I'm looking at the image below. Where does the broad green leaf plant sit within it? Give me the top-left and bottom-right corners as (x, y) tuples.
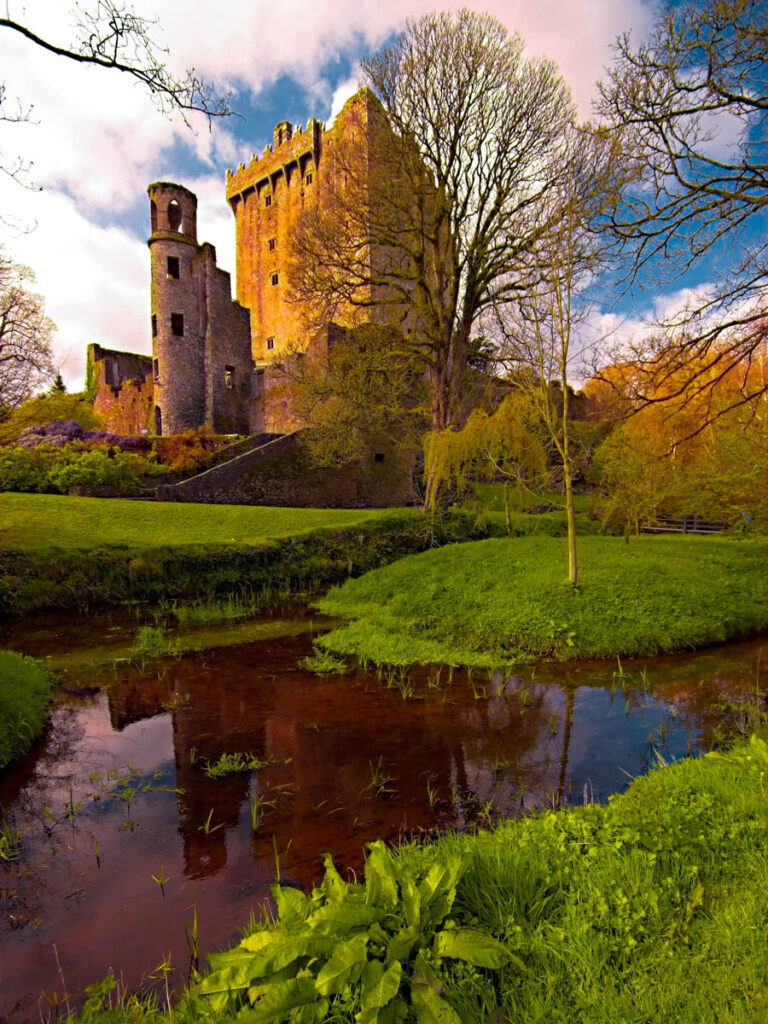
(192, 840), (520, 1022)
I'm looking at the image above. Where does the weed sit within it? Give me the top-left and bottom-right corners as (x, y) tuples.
(299, 647), (349, 675)
(0, 809), (23, 861)
(202, 751), (268, 779)
(366, 756), (395, 797)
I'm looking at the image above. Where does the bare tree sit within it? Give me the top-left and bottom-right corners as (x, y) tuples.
(0, 256), (56, 409)
(598, 0), (768, 410)
(289, 10), (576, 440)
(1, 0), (234, 187)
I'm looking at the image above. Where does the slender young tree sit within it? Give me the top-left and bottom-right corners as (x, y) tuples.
(491, 131), (619, 583)
(289, 10), (576, 443)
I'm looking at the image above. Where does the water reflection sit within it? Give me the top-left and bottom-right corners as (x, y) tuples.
(0, 609), (764, 1023)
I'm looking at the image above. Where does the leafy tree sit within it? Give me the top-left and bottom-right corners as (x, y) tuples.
(274, 325), (427, 468)
(598, 0), (768, 408)
(289, 11), (576, 442)
(423, 393), (548, 527)
(0, 256), (56, 409)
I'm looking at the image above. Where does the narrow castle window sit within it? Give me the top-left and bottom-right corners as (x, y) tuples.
(264, 194), (272, 207)
(171, 313), (184, 336)
(167, 256), (180, 279)
(153, 358), (159, 381)
(305, 172), (313, 186)
(151, 314), (157, 337)
(266, 337), (275, 350)
(268, 237), (276, 252)
(168, 199), (182, 232)
(224, 365), (235, 389)
(271, 272), (279, 286)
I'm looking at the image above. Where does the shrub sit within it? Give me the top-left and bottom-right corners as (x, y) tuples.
(0, 650), (54, 768)
(46, 449), (140, 493)
(0, 447), (48, 492)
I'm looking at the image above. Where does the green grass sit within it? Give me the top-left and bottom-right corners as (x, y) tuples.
(315, 534), (768, 666)
(70, 735), (768, 1023)
(0, 493), (394, 552)
(0, 650), (54, 768)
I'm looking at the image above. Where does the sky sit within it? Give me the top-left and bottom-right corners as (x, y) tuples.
(0, 0), (665, 389)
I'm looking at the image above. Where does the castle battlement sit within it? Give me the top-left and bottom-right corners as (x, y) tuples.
(226, 118), (325, 204)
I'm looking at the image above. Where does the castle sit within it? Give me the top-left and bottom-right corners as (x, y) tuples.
(87, 90), (396, 439)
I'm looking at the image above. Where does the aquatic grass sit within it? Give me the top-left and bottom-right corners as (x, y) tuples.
(130, 626), (179, 661)
(316, 535), (768, 667)
(299, 647), (349, 675)
(172, 590), (265, 624)
(0, 649), (54, 769)
(202, 752), (268, 779)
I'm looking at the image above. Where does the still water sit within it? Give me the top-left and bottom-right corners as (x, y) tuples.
(1, 605), (764, 1022)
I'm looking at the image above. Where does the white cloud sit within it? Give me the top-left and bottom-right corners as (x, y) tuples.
(1, 0), (657, 392)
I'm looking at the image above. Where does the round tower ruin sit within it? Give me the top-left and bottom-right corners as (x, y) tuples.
(147, 182), (204, 435)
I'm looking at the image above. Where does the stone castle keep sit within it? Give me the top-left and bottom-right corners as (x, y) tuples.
(88, 90), (389, 438)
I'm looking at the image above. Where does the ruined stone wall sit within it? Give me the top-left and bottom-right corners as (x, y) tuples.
(88, 342), (154, 435)
(199, 243), (253, 435)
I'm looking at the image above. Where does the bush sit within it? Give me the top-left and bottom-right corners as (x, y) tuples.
(46, 449), (140, 493)
(0, 650), (54, 768)
(0, 447), (48, 492)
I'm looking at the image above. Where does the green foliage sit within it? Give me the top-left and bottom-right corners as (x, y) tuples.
(0, 650), (54, 769)
(0, 392), (102, 442)
(300, 646), (349, 675)
(0, 501), (488, 615)
(316, 535), (768, 666)
(202, 752), (268, 779)
(61, 736), (768, 1023)
(424, 394), (548, 511)
(46, 448), (141, 492)
(0, 446), (48, 492)
(172, 590), (263, 624)
(130, 626), (178, 659)
(0, 444), (167, 495)
(192, 840), (516, 1022)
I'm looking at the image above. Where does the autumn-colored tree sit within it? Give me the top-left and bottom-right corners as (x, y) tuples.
(592, 345), (768, 531)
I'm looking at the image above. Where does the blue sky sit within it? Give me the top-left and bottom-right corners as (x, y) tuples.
(1, 0), (672, 387)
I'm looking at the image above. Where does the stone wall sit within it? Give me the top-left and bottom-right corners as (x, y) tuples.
(154, 431), (415, 508)
(88, 343), (154, 435)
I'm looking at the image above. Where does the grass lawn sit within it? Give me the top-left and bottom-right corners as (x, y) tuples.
(0, 493), (397, 552)
(316, 533), (768, 666)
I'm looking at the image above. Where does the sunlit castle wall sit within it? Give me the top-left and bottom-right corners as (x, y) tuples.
(225, 89), (393, 367)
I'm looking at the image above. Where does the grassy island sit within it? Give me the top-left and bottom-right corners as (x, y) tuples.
(315, 534), (768, 667)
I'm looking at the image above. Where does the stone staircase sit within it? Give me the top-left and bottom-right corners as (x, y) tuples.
(151, 430), (300, 502)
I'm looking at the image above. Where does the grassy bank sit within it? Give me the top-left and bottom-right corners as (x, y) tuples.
(0, 493), (392, 552)
(315, 534), (768, 666)
(72, 736), (768, 1022)
(0, 651), (53, 768)
(0, 503), (491, 616)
